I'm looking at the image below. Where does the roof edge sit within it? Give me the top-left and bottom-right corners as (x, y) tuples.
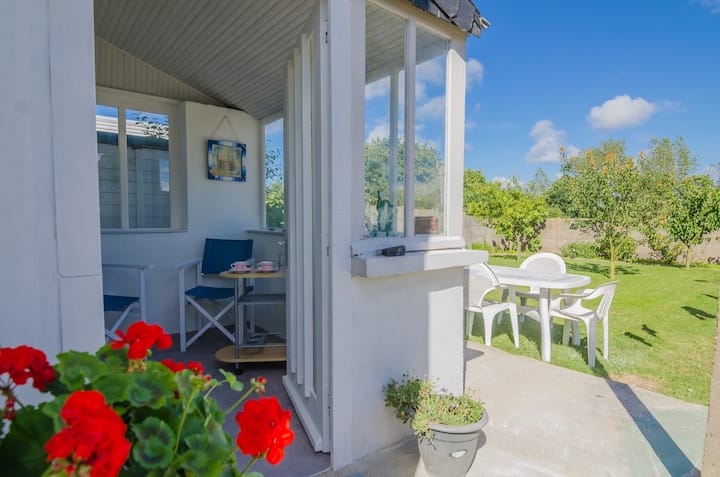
(408, 0), (490, 37)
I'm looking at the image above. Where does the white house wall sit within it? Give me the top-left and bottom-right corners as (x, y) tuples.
(0, 0), (104, 361)
(101, 101), (265, 334)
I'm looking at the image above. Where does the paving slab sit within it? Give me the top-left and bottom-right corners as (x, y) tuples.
(321, 343), (707, 477)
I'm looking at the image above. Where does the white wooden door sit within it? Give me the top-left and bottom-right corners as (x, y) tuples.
(283, 3), (330, 453)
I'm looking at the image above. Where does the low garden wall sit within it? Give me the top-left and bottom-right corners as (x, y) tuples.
(463, 215), (720, 263)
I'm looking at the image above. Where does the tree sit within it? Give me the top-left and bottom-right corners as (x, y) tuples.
(463, 170), (548, 258)
(526, 168), (552, 197)
(561, 140), (639, 279)
(265, 143), (285, 228)
(667, 175), (720, 268)
(635, 137), (697, 261)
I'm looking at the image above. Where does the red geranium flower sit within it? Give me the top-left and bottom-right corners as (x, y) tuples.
(111, 321), (172, 359)
(45, 390), (131, 477)
(160, 359), (205, 375)
(235, 396), (294, 465)
(0, 345), (55, 391)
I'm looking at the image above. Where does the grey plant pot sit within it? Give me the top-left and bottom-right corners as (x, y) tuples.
(417, 410), (489, 477)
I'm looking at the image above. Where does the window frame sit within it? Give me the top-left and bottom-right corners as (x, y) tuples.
(357, 1), (465, 254)
(96, 87), (183, 232)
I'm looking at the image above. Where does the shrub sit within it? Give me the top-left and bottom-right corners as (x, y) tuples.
(559, 241), (599, 259)
(596, 235), (636, 261)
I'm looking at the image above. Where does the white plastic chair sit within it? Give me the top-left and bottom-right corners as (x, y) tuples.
(102, 264), (153, 340)
(465, 263), (519, 348)
(526, 282), (618, 368)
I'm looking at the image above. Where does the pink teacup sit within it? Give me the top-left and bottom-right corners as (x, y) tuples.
(231, 261), (249, 272)
(258, 261), (274, 271)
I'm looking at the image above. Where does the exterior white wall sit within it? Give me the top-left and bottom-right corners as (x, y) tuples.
(0, 1), (104, 358)
(328, 0), (474, 466)
(101, 102), (264, 333)
(350, 268), (466, 459)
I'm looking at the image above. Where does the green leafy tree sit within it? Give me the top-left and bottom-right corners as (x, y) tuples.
(667, 175), (720, 268)
(526, 168), (552, 197)
(464, 170), (547, 258)
(265, 143), (285, 228)
(562, 140), (639, 279)
(635, 137), (696, 261)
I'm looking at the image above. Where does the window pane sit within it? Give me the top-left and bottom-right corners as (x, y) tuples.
(265, 119), (285, 228)
(96, 105), (121, 228)
(364, 3), (405, 238)
(126, 109), (170, 228)
(414, 27), (448, 235)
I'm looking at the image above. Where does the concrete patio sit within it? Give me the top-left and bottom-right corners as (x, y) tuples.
(320, 342), (707, 477)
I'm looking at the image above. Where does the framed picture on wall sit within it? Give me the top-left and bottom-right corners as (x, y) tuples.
(207, 139), (246, 182)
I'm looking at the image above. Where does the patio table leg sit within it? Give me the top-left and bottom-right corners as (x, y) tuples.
(539, 288), (551, 362)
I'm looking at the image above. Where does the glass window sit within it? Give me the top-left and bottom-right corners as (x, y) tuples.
(96, 105), (121, 229)
(414, 27), (448, 235)
(364, 3), (449, 238)
(364, 3), (406, 238)
(126, 109), (170, 228)
(96, 97), (174, 230)
(264, 119), (285, 228)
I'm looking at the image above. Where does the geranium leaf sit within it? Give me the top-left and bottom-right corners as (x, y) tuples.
(0, 406), (55, 475)
(54, 350), (110, 390)
(131, 417), (175, 469)
(127, 367), (175, 409)
(94, 373), (132, 404)
(95, 344), (129, 372)
(219, 369), (245, 392)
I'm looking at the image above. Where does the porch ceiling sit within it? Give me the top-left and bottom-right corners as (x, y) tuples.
(93, 0), (316, 119)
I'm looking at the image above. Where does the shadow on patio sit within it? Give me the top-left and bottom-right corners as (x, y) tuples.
(321, 342), (706, 477)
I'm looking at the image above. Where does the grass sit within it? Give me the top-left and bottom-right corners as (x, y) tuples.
(467, 255), (720, 406)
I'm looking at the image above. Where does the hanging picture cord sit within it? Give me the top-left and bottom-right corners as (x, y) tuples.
(210, 114), (240, 140)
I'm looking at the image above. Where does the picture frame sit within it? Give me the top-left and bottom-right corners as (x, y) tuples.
(207, 139), (246, 181)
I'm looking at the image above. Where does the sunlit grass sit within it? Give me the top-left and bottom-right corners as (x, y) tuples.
(466, 255), (720, 405)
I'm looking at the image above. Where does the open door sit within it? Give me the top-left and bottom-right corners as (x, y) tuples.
(283, 2), (331, 453)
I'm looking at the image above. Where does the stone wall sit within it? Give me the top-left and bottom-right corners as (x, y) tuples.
(463, 215), (720, 263)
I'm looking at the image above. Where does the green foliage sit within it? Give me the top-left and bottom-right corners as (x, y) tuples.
(559, 241), (599, 259)
(1, 344), (256, 477)
(384, 375), (484, 442)
(595, 234), (636, 262)
(667, 175), (720, 268)
(265, 143), (285, 228)
(559, 140), (639, 278)
(464, 169), (548, 258)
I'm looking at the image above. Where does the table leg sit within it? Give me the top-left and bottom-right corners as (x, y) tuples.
(539, 288), (551, 362)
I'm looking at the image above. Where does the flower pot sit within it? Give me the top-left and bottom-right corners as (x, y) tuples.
(417, 410), (489, 477)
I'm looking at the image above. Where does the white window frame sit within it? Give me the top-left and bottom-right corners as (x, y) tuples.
(354, 0), (467, 257)
(96, 87), (183, 232)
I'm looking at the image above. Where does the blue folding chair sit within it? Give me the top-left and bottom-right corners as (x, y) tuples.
(176, 238), (253, 352)
(103, 264), (153, 340)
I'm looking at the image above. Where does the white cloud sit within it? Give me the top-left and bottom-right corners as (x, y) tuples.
(524, 120), (579, 164)
(694, 0), (720, 13)
(466, 59), (484, 89)
(365, 77), (390, 100)
(588, 95), (658, 130)
(367, 122), (389, 140)
(417, 57), (446, 87)
(417, 96), (446, 120)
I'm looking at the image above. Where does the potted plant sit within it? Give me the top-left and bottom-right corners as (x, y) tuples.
(384, 374), (487, 477)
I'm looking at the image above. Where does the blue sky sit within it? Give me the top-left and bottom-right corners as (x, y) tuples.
(464, 0), (720, 182)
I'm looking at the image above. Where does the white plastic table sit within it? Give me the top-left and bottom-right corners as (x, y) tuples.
(490, 265), (591, 363)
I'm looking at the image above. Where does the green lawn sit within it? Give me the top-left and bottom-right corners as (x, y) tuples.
(468, 255), (720, 406)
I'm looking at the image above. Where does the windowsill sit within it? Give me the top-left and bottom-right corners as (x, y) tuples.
(247, 228), (286, 236)
(101, 228), (187, 234)
(351, 249), (488, 278)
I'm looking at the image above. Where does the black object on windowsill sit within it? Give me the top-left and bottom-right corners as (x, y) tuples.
(380, 245), (406, 257)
